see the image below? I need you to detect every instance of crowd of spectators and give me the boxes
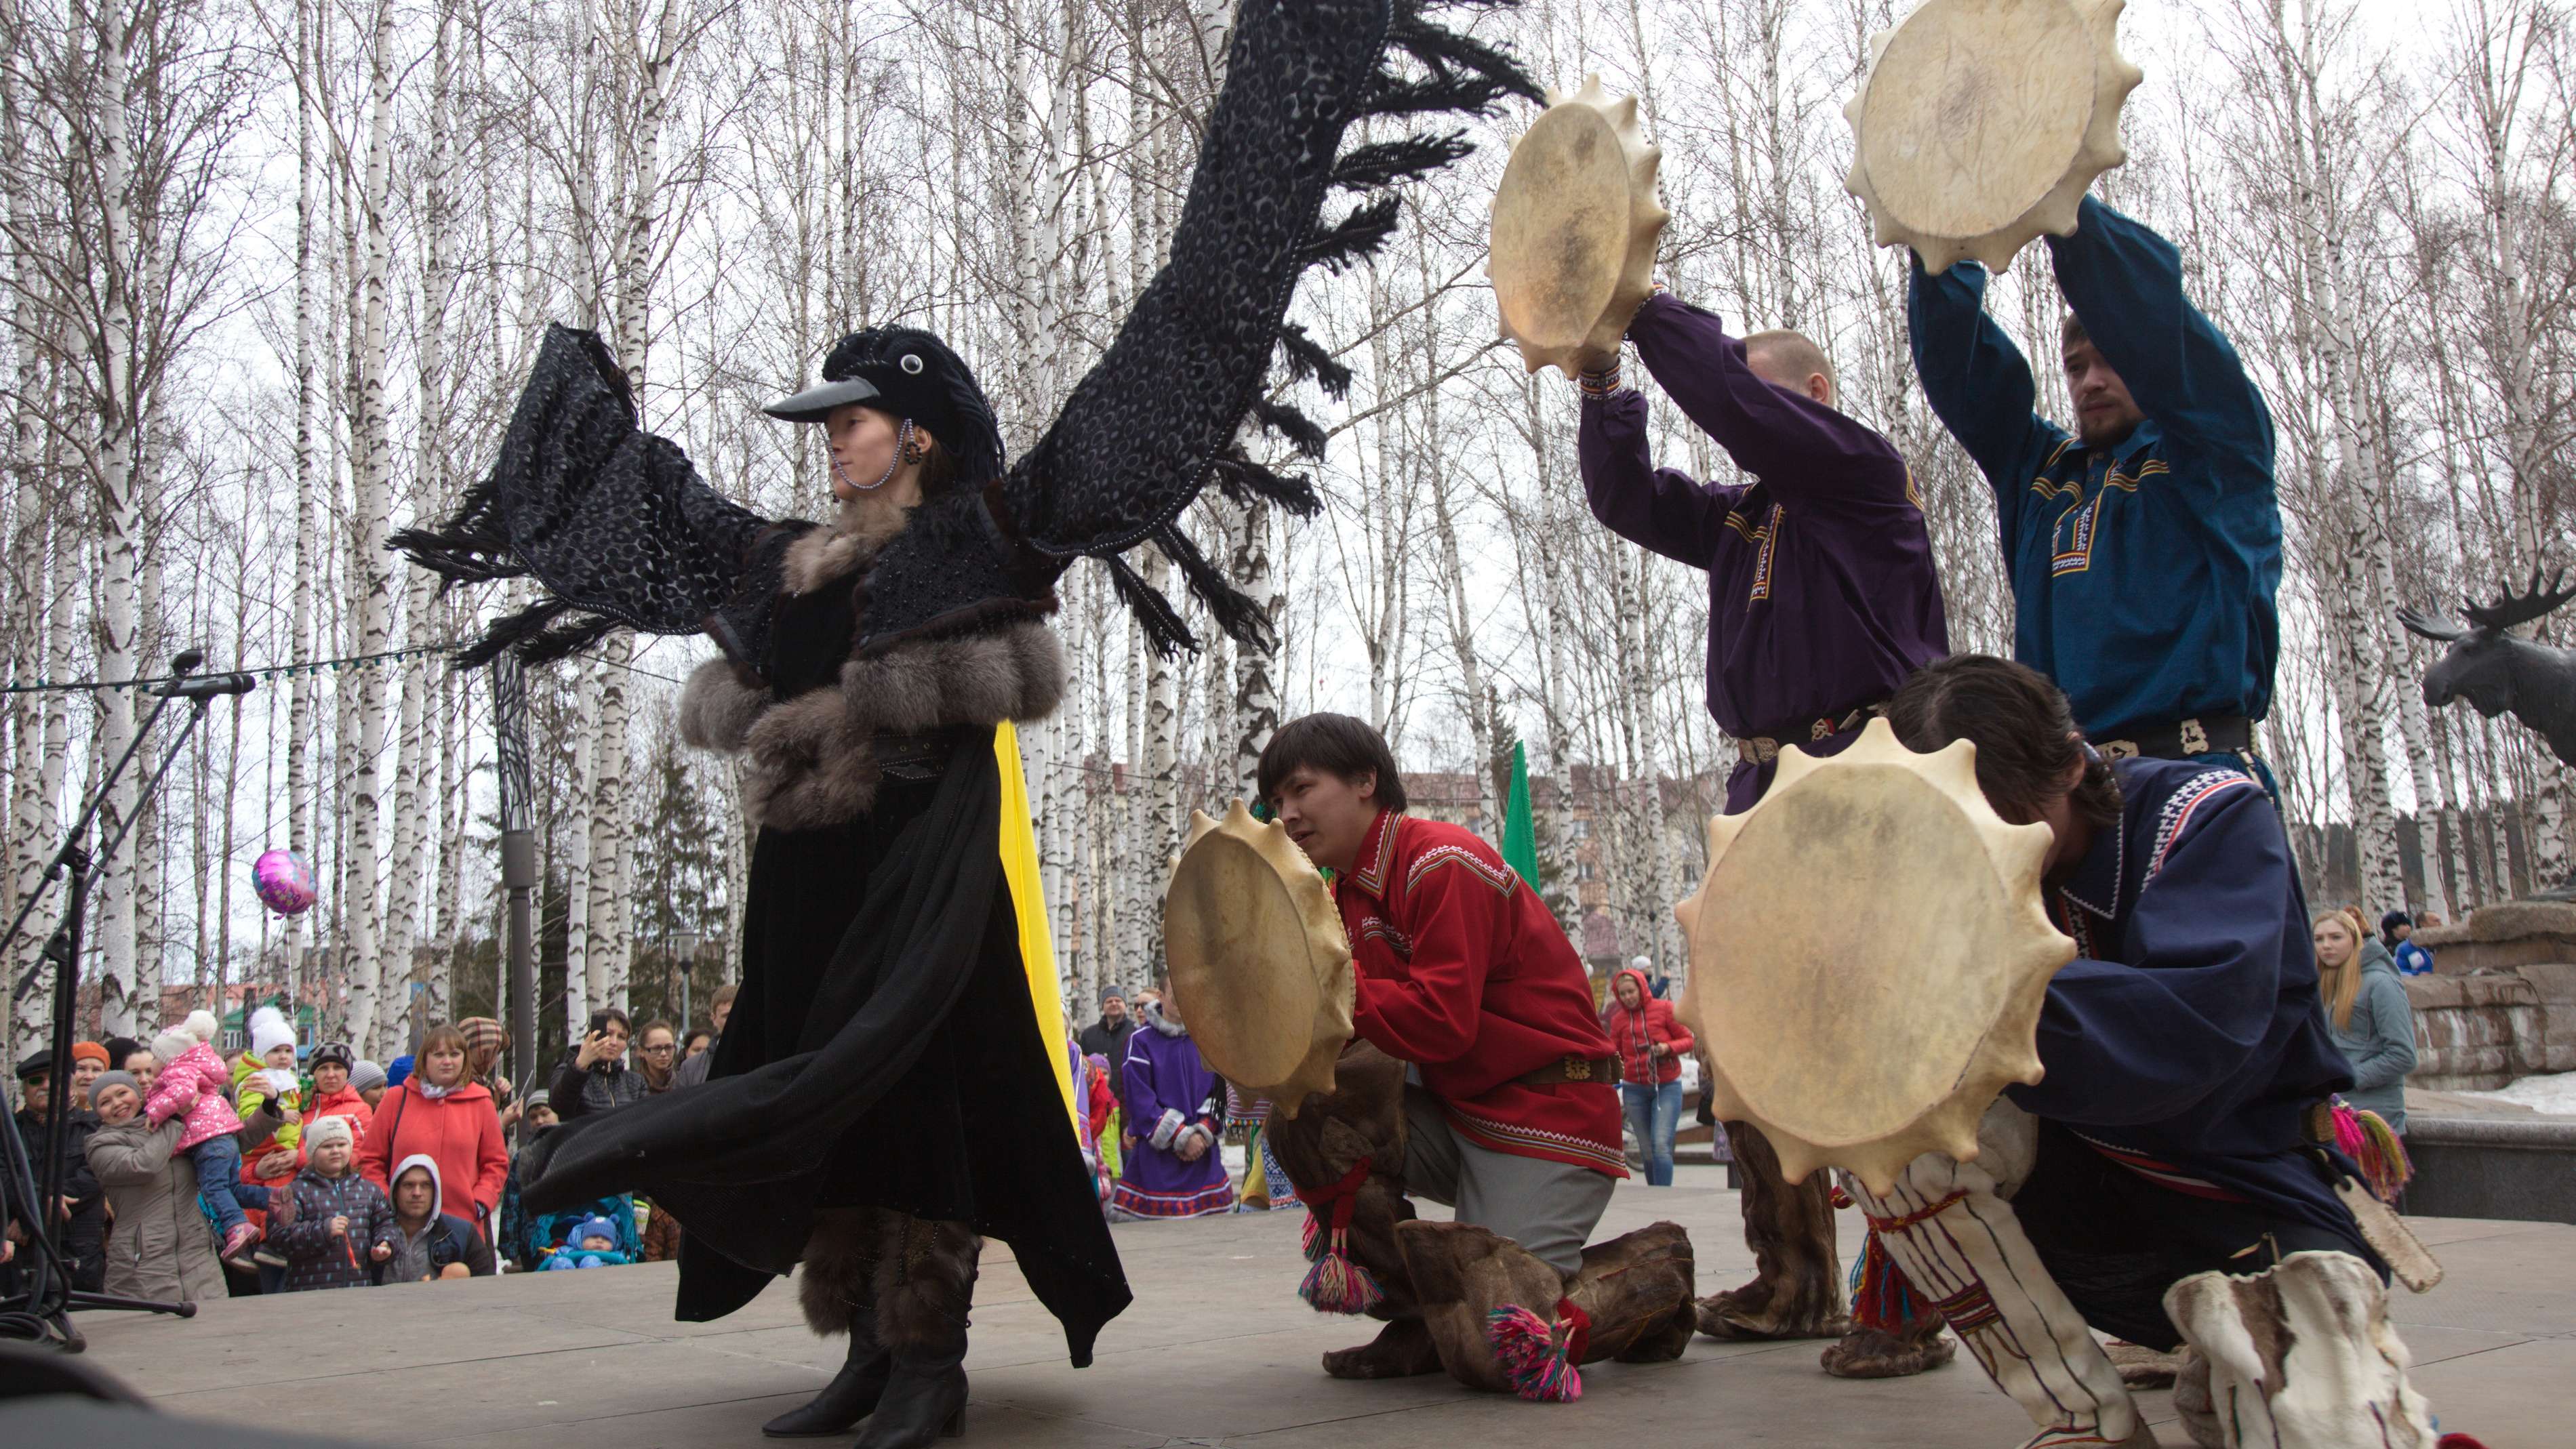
[1,985,744,1309]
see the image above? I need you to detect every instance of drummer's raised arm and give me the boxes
[1622,293,1912,515]
[1906,254,2066,535]
[2045,196,2277,498]
[1574,348,1729,571]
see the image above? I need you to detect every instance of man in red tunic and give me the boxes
[1258,714,1692,1395]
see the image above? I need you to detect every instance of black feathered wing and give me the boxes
[390,325,784,668]
[868,0,1539,657]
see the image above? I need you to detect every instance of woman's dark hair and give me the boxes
[682,1028,711,1053]
[913,428,961,499]
[1885,655,2122,830]
[1257,712,1407,813]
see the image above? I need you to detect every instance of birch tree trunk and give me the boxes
[342,0,397,1055]
[91,0,142,1036]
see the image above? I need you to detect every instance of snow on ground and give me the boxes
[2455,1072,2576,1116]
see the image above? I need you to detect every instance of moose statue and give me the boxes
[2397,571,2576,767]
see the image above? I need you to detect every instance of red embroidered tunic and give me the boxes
[1337,810,1626,1178]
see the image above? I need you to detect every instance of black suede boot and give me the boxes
[850,1342,967,1448]
[762,1320,891,1437]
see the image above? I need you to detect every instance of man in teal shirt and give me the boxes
[1909,194,2281,777]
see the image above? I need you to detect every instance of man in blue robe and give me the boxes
[1910,196,2281,779]
[1855,655,2439,1448]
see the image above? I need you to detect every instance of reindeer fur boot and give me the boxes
[1395,1218,1697,1401]
[1265,1043,1443,1381]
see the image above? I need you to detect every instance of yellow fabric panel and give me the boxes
[995,721,1079,1137]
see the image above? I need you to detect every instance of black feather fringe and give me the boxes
[1274,323,1354,399]
[1209,449,1324,518]
[447,599,622,670]
[1253,399,1329,460]
[1297,195,1402,275]
[1100,551,1199,659]
[1331,131,1475,193]
[1152,523,1274,652]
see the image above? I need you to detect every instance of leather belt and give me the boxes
[2092,714,2252,762]
[1516,1054,1619,1088]
[1735,701,1886,767]
[874,729,966,782]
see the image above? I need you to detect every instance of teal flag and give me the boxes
[1501,740,1540,884]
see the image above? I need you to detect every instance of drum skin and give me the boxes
[1487,75,1668,376]
[1674,720,2074,1196]
[1843,0,2144,274]
[1163,802,1355,1117]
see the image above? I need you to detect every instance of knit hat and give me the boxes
[14,1048,52,1082]
[2381,910,2412,935]
[385,1055,414,1088]
[304,1116,355,1154]
[308,1042,355,1072]
[524,1088,550,1110]
[71,1042,109,1069]
[149,1025,199,1065]
[249,1004,297,1057]
[350,1059,387,1093]
[569,1214,623,1248]
[459,1017,507,1059]
[89,1070,140,1107]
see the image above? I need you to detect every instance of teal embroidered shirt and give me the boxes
[1908,197,2280,741]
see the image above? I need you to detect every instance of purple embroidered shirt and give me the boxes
[1577,293,1950,809]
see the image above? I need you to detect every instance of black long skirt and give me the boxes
[521,733,1129,1364]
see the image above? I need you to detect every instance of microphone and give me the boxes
[155,672,257,699]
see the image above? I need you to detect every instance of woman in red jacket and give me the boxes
[358,1024,509,1244]
[1603,962,1693,1186]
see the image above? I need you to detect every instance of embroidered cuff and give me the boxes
[1577,361,1624,398]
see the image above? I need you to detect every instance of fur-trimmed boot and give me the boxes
[1697,1120,1851,1341]
[1266,1043,1443,1381]
[769,1208,893,1437]
[853,1212,979,1449]
[1819,1230,1956,1380]
[2164,1251,2435,1449]
[1395,1219,1697,1401]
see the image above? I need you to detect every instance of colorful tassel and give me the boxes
[1485,1298,1590,1402]
[1295,1159,1382,1314]
[2330,1098,2415,1203]
[1847,1229,1922,1333]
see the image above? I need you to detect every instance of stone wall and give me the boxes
[2404,903,2576,1091]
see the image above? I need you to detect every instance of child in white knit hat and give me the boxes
[143,1008,260,1265]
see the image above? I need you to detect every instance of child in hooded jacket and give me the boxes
[266,1116,396,1290]
[536,1213,636,1269]
[142,1010,260,1263]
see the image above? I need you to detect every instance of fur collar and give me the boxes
[1138,997,1188,1038]
[676,619,1065,832]
[780,493,912,596]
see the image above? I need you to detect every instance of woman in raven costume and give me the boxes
[395,5,1535,1446]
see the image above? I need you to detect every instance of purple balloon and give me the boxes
[254,849,317,916]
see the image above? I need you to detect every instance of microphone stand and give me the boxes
[2,650,239,1347]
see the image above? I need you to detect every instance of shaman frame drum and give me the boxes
[1674,719,2075,1196]
[1843,0,2143,274]
[1161,802,1354,1117]
[1487,75,1669,376]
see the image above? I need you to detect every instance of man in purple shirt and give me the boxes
[1575,290,1953,1379]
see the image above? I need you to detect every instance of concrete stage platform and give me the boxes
[68,1166,2570,1446]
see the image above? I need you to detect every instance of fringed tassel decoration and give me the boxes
[1485,1297,1590,1403]
[2332,1099,2414,1203]
[1295,1159,1383,1314]
[1846,1231,1920,1334]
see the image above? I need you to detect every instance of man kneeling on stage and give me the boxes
[1257,713,1695,1400]
[1868,657,2447,1449]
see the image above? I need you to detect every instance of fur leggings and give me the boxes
[798,1206,982,1352]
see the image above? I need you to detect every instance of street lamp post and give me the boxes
[671,924,702,1032]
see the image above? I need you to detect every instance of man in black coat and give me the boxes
[1075,993,1136,1098]
[9,1050,106,1293]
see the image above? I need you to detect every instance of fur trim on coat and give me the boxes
[675,621,1064,832]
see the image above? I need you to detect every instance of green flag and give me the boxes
[1501,740,1539,883]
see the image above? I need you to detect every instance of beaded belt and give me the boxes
[1733,701,1885,767]
[2091,714,2251,762]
